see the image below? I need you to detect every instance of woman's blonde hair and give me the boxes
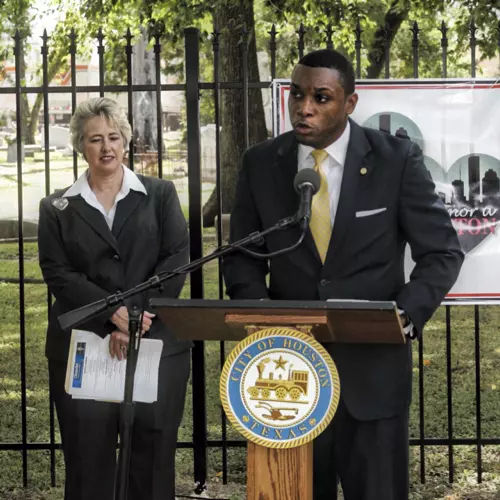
[69,97,132,154]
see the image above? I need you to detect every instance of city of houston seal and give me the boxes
[220,327,340,448]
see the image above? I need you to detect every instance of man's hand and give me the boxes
[111,306,155,335]
[109,330,130,361]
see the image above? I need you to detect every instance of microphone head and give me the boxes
[294,168,321,195]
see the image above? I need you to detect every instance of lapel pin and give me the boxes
[52,197,69,211]
[360,167,368,175]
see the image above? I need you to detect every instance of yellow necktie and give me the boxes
[309,149,331,263]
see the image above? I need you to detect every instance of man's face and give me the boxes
[288,64,358,149]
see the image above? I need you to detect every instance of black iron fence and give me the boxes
[0,18,500,497]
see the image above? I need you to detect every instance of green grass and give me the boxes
[1,239,500,499]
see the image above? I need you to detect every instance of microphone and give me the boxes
[294,169,321,231]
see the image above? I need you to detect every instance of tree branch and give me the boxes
[365,0,410,78]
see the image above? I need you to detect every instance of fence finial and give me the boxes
[325,24,333,50]
[269,24,278,80]
[296,23,306,60]
[353,18,363,79]
[411,21,420,43]
[354,18,363,41]
[96,27,105,47]
[239,22,249,48]
[13,29,21,57]
[469,17,477,42]
[469,17,477,78]
[125,27,134,56]
[269,23,277,42]
[439,20,448,46]
[212,23,220,50]
[68,28,77,55]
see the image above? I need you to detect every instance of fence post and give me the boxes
[184,26,208,494]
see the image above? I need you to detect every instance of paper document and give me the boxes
[65,329,163,403]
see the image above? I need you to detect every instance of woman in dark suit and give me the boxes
[38,97,191,500]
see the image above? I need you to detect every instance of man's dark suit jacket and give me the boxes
[38,174,192,362]
[223,119,464,421]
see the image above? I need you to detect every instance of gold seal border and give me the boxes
[220,327,340,449]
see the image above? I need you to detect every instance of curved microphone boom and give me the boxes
[294,168,321,231]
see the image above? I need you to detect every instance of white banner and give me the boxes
[273,79,500,300]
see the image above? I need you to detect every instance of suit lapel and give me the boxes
[324,120,372,267]
[112,190,145,238]
[68,196,119,253]
[272,132,299,220]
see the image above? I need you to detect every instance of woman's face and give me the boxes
[82,116,125,175]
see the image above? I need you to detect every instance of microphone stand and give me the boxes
[116,305,141,500]
[58,212,308,500]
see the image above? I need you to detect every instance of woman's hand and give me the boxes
[109,330,130,360]
[111,306,155,335]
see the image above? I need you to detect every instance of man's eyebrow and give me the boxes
[290,82,335,93]
[314,86,334,93]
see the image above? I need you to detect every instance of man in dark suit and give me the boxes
[223,49,463,500]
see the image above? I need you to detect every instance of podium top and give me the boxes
[150,298,405,344]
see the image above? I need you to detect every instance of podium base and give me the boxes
[247,442,313,500]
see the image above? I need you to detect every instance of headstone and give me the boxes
[39,125,70,149]
[7,142,24,163]
[201,124,217,182]
[0,220,38,239]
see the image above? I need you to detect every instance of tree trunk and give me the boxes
[365,0,410,79]
[25,93,44,145]
[20,32,71,145]
[202,0,268,227]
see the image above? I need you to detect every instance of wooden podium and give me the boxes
[150,298,405,500]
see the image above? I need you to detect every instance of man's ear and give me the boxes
[345,92,359,115]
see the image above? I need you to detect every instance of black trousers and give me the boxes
[313,399,409,500]
[49,349,190,500]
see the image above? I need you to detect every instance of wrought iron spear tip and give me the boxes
[469,17,477,38]
[381,23,392,44]
[410,21,420,43]
[237,22,249,49]
[211,23,220,50]
[96,27,105,44]
[354,18,363,39]
[297,22,306,36]
[68,28,77,47]
[212,21,220,36]
[268,24,278,39]
[439,20,448,35]
[152,20,164,40]
[40,29,50,54]
[325,24,333,49]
